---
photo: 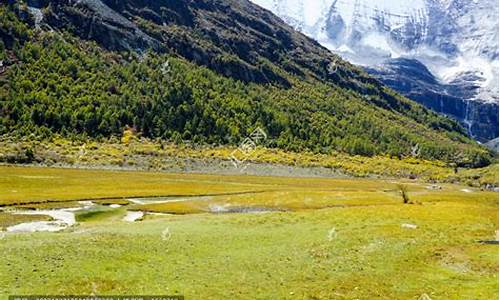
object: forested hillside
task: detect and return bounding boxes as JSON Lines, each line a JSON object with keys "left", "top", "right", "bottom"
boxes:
{"left": 0, "top": 2, "right": 494, "bottom": 167}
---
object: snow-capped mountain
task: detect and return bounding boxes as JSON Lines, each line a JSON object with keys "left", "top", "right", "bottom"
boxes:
{"left": 251, "top": 0, "right": 499, "bottom": 142}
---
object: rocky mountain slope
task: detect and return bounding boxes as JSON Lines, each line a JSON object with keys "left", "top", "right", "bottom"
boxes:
{"left": 0, "top": 0, "right": 493, "bottom": 166}
{"left": 42, "top": 0, "right": 346, "bottom": 87}
{"left": 251, "top": 0, "right": 499, "bottom": 142}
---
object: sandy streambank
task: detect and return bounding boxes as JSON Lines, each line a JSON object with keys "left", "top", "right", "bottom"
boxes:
{"left": 3, "top": 199, "right": 151, "bottom": 232}
{"left": 128, "top": 196, "right": 212, "bottom": 205}
{"left": 7, "top": 209, "right": 76, "bottom": 232}
{"left": 123, "top": 211, "right": 144, "bottom": 222}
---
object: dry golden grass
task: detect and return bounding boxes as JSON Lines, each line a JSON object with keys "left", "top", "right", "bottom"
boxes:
{"left": 0, "top": 165, "right": 497, "bottom": 299}
{"left": 0, "top": 213, "right": 51, "bottom": 230}
{"left": 0, "top": 165, "right": 271, "bottom": 206}
{"left": 2, "top": 137, "right": 497, "bottom": 186}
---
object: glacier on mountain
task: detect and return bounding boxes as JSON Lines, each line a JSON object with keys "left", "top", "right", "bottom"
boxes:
{"left": 251, "top": 0, "right": 499, "bottom": 141}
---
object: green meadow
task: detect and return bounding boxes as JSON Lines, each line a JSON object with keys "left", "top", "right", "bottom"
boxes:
{"left": 0, "top": 166, "right": 498, "bottom": 299}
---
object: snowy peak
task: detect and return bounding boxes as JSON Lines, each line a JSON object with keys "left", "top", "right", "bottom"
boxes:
{"left": 323, "top": 0, "right": 429, "bottom": 54}
{"left": 252, "top": 0, "right": 498, "bottom": 102}
{"left": 250, "top": 0, "right": 499, "bottom": 140}
{"left": 251, "top": 0, "right": 330, "bottom": 28}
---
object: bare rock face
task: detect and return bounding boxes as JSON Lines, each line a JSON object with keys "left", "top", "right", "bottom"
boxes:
{"left": 485, "top": 138, "right": 499, "bottom": 153}
{"left": 38, "top": 0, "right": 345, "bottom": 88}
{"left": 44, "top": 0, "right": 162, "bottom": 52}
{"left": 34, "top": 0, "right": 395, "bottom": 94}
{"left": 366, "top": 58, "right": 499, "bottom": 142}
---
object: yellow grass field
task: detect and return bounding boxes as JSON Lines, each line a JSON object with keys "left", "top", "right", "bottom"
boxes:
{"left": 0, "top": 165, "right": 497, "bottom": 299}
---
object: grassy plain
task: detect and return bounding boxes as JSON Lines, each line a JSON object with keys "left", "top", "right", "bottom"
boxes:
{"left": 1, "top": 136, "right": 498, "bottom": 187}
{"left": 0, "top": 213, "right": 51, "bottom": 230}
{"left": 0, "top": 165, "right": 271, "bottom": 206}
{"left": 0, "top": 165, "right": 498, "bottom": 299}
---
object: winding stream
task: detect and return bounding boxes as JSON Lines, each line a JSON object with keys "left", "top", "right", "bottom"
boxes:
{"left": 7, "top": 209, "right": 76, "bottom": 233}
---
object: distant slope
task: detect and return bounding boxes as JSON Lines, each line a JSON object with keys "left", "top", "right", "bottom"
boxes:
{"left": 366, "top": 58, "right": 499, "bottom": 142}
{"left": 485, "top": 138, "right": 499, "bottom": 153}
{"left": 0, "top": 1, "right": 493, "bottom": 167}
{"left": 250, "top": 0, "right": 499, "bottom": 142}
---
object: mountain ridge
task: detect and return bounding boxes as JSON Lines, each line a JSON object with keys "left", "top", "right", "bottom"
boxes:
{"left": 251, "top": 0, "right": 499, "bottom": 142}
{"left": 0, "top": 0, "right": 493, "bottom": 167}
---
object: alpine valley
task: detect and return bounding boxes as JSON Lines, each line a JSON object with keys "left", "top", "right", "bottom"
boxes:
{"left": 0, "top": 1, "right": 498, "bottom": 299}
